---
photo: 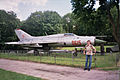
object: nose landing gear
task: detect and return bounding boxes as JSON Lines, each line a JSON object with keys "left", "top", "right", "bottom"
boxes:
{"left": 72, "top": 48, "right": 78, "bottom": 56}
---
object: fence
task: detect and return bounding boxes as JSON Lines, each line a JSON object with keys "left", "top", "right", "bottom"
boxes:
{"left": 0, "top": 50, "right": 119, "bottom": 68}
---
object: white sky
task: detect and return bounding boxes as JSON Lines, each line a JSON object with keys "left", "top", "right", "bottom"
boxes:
{"left": 0, "top": 0, "right": 100, "bottom": 21}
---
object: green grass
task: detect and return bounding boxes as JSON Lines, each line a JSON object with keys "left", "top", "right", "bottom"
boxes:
{"left": 100, "top": 67, "right": 120, "bottom": 71}
{"left": 0, "top": 69, "right": 43, "bottom": 80}
{"left": 0, "top": 52, "right": 119, "bottom": 68}
{"left": 0, "top": 53, "right": 88, "bottom": 67}
{"left": 59, "top": 46, "right": 114, "bottom": 52}
{"left": 95, "top": 54, "right": 117, "bottom": 67}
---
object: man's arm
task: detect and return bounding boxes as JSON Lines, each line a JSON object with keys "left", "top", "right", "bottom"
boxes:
{"left": 92, "top": 46, "right": 96, "bottom": 54}
{"left": 94, "top": 48, "right": 96, "bottom": 53}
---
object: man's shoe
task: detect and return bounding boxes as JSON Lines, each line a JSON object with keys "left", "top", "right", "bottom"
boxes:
{"left": 88, "top": 68, "right": 90, "bottom": 71}
{"left": 84, "top": 68, "right": 87, "bottom": 70}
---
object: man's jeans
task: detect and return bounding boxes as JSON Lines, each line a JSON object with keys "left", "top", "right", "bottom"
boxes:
{"left": 85, "top": 55, "right": 92, "bottom": 69}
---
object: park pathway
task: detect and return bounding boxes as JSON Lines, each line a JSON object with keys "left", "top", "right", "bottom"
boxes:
{"left": 0, "top": 59, "right": 119, "bottom": 80}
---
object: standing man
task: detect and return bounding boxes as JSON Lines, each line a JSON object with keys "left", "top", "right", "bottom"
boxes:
{"left": 83, "top": 40, "right": 96, "bottom": 71}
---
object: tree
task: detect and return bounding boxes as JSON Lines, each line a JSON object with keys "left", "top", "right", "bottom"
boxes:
{"left": 71, "top": 0, "right": 120, "bottom": 51}
{"left": 0, "top": 10, "right": 21, "bottom": 42}
{"left": 72, "top": 11, "right": 111, "bottom": 36}
{"left": 99, "top": 0, "right": 120, "bottom": 48}
{"left": 21, "top": 11, "right": 65, "bottom": 36}
{"left": 0, "top": 10, "right": 21, "bottom": 49}
{"left": 62, "top": 13, "right": 75, "bottom": 33}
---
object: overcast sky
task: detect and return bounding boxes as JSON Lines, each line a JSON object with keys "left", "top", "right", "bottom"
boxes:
{"left": 0, "top": 0, "right": 100, "bottom": 21}
{"left": 0, "top": 0, "right": 72, "bottom": 21}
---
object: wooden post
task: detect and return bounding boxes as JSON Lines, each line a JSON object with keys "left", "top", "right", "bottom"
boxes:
{"left": 54, "top": 55, "right": 56, "bottom": 64}
{"left": 115, "top": 53, "right": 120, "bottom": 67}
{"left": 40, "top": 53, "right": 42, "bottom": 63}
{"left": 0, "top": 50, "right": 2, "bottom": 58}
{"left": 72, "top": 53, "right": 74, "bottom": 65}
{"left": 94, "top": 54, "right": 97, "bottom": 68}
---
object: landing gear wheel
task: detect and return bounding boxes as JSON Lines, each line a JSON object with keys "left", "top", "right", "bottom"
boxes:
{"left": 73, "top": 52, "right": 77, "bottom": 56}
{"left": 34, "top": 49, "right": 39, "bottom": 56}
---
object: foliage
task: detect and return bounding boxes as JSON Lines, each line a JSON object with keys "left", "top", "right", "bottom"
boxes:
{"left": 21, "top": 11, "right": 65, "bottom": 36}
{"left": 0, "top": 10, "right": 21, "bottom": 42}
{"left": 62, "top": 13, "right": 76, "bottom": 33}
{"left": 0, "top": 10, "right": 21, "bottom": 49}
{"left": 71, "top": 0, "right": 120, "bottom": 50}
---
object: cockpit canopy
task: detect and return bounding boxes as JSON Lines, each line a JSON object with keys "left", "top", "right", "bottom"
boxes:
{"left": 64, "top": 33, "right": 76, "bottom": 36}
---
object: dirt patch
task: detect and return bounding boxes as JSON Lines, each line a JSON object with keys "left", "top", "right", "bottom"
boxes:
{"left": 0, "top": 59, "right": 119, "bottom": 80}
{"left": 35, "top": 68, "right": 77, "bottom": 75}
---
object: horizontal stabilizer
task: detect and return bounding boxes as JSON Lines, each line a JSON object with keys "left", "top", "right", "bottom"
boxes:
{"left": 5, "top": 42, "right": 34, "bottom": 45}
{"left": 5, "top": 42, "right": 20, "bottom": 44}
{"left": 5, "top": 41, "right": 58, "bottom": 45}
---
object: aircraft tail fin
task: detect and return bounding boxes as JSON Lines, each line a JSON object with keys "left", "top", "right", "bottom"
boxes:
{"left": 15, "top": 29, "right": 32, "bottom": 41}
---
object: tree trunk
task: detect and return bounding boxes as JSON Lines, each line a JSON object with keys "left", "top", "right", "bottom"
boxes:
{"left": 108, "top": 9, "right": 120, "bottom": 52}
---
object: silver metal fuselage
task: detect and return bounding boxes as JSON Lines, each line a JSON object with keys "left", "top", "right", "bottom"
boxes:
{"left": 20, "top": 33, "right": 95, "bottom": 47}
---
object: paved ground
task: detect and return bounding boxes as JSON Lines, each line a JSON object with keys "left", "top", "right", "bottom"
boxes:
{"left": 0, "top": 59, "right": 119, "bottom": 80}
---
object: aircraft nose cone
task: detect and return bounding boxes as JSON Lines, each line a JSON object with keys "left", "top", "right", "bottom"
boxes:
{"left": 95, "top": 39, "right": 106, "bottom": 44}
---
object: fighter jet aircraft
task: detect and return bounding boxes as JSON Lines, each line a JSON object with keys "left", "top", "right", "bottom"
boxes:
{"left": 5, "top": 29, "right": 106, "bottom": 51}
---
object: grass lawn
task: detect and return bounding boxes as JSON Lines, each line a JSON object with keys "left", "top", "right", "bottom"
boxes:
{"left": 0, "top": 69, "right": 43, "bottom": 80}
{"left": 100, "top": 67, "right": 120, "bottom": 71}
{"left": 59, "top": 46, "right": 114, "bottom": 52}
{"left": 0, "top": 52, "right": 119, "bottom": 69}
